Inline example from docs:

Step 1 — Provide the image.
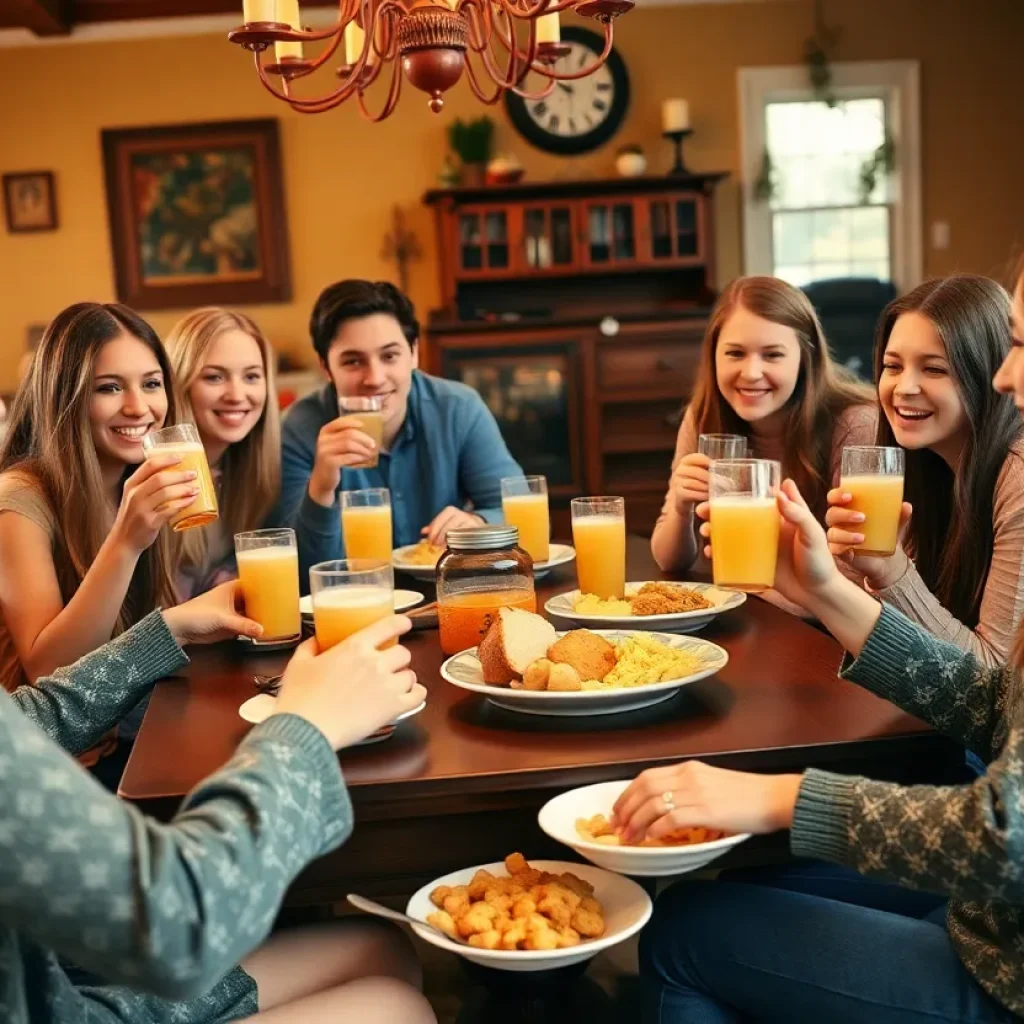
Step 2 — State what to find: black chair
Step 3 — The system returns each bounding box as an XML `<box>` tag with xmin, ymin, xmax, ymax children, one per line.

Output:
<box><xmin>801</xmin><ymin>277</ymin><xmax>897</xmax><ymax>381</ymax></box>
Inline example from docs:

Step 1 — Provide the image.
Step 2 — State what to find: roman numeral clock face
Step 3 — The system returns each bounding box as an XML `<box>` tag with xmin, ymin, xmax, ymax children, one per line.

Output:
<box><xmin>504</xmin><ymin>28</ymin><xmax>630</xmax><ymax>156</ymax></box>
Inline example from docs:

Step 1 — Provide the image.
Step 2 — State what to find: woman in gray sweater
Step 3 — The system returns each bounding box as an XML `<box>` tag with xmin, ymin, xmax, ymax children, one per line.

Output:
<box><xmin>0</xmin><ymin>581</ymin><xmax>434</xmax><ymax>1024</ymax></box>
<box><xmin>618</xmin><ymin>274</ymin><xmax>1024</xmax><ymax>1022</ymax></box>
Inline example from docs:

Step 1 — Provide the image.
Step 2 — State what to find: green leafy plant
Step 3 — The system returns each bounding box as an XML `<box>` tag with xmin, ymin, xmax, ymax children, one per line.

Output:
<box><xmin>447</xmin><ymin>117</ymin><xmax>494</xmax><ymax>165</ymax></box>
<box><xmin>753</xmin><ymin>149</ymin><xmax>779</xmax><ymax>204</ymax></box>
<box><xmin>858</xmin><ymin>135</ymin><xmax>896</xmax><ymax>204</ymax></box>
<box><xmin>804</xmin><ymin>0</ymin><xmax>840</xmax><ymax>107</ymax></box>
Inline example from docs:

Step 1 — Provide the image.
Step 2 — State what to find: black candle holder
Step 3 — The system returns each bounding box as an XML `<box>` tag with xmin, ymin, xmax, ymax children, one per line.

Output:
<box><xmin>663</xmin><ymin>128</ymin><xmax>693</xmax><ymax>177</ymax></box>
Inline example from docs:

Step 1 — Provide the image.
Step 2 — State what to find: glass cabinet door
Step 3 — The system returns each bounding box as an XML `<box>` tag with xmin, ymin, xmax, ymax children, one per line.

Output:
<box><xmin>585</xmin><ymin>202</ymin><xmax>636</xmax><ymax>265</ymax></box>
<box><xmin>458</xmin><ymin>209</ymin><xmax>510</xmax><ymax>273</ymax></box>
<box><xmin>647</xmin><ymin>195</ymin><xmax>701</xmax><ymax>262</ymax></box>
<box><xmin>522</xmin><ymin>205</ymin><xmax>574</xmax><ymax>271</ymax></box>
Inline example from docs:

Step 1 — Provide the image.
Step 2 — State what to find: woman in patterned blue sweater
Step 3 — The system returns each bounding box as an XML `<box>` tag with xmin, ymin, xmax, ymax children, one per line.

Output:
<box><xmin>0</xmin><ymin>580</ymin><xmax>435</xmax><ymax>1024</ymax></box>
<box><xmin>619</xmin><ymin>272</ymin><xmax>1024</xmax><ymax>1022</ymax></box>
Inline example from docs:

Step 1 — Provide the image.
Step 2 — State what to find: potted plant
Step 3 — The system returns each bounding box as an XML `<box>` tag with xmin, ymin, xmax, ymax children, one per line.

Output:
<box><xmin>448</xmin><ymin>116</ymin><xmax>494</xmax><ymax>187</ymax></box>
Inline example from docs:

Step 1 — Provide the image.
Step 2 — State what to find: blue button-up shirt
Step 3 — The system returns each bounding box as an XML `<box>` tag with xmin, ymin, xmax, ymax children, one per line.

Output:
<box><xmin>278</xmin><ymin>371</ymin><xmax>523</xmax><ymax>583</ymax></box>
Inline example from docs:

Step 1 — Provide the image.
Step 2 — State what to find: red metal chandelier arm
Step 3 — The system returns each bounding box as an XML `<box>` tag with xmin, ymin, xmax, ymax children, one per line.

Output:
<box><xmin>462</xmin><ymin>48</ymin><xmax>509</xmax><ymax>104</ymax></box>
<box><xmin>356</xmin><ymin>50</ymin><xmax>404</xmax><ymax>120</ymax></box>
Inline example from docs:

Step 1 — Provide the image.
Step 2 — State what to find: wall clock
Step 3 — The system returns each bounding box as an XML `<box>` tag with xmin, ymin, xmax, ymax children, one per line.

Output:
<box><xmin>504</xmin><ymin>27</ymin><xmax>630</xmax><ymax>156</ymax></box>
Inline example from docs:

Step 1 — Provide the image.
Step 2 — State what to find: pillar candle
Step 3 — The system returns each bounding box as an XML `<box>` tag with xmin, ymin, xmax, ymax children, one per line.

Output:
<box><xmin>661</xmin><ymin>98</ymin><xmax>690</xmax><ymax>133</ymax></box>
<box><xmin>344</xmin><ymin>20</ymin><xmax>366</xmax><ymax>65</ymax></box>
<box><xmin>242</xmin><ymin>0</ymin><xmax>275</xmax><ymax>23</ymax></box>
<box><xmin>536</xmin><ymin>12</ymin><xmax>560</xmax><ymax>44</ymax></box>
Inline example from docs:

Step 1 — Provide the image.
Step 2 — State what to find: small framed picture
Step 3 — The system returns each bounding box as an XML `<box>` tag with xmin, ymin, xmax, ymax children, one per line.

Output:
<box><xmin>3</xmin><ymin>172</ymin><xmax>58</xmax><ymax>233</ymax></box>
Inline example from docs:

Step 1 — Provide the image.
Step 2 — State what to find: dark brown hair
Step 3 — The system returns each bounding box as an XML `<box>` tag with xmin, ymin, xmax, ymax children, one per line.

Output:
<box><xmin>309</xmin><ymin>279</ymin><xmax>419</xmax><ymax>363</ymax></box>
<box><xmin>687</xmin><ymin>275</ymin><xmax>872</xmax><ymax>521</ymax></box>
<box><xmin>874</xmin><ymin>275</ymin><xmax>1020</xmax><ymax>627</ymax></box>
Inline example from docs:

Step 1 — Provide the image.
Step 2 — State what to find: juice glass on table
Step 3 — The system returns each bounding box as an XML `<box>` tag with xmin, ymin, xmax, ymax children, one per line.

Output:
<box><xmin>698</xmin><ymin>434</ymin><xmax>747</xmax><ymax>460</ymax></box>
<box><xmin>709</xmin><ymin>459</ymin><xmax>781</xmax><ymax>592</ymax></box>
<box><xmin>234</xmin><ymin>528</ymin><xmax>301</xmax><ymax>644</ymax></box>
<box><xmin>341</xmin><ymin>488</ymin><xmax>393</xmax><ymax>565</ymax></box>
<box><xmin>839</xmin><ymin>446</ymin><xmax>905</xmax><ymax>556</ymax></box>
<box><xmin>140</xmin><ymin>423</ymin><xmax>218</xmax><ymax>531</ymax></box>
<box><xmin>310</xmin><ymin>560</ymin><xmax>396</xmax><ymax>650</ymax></box>
<box><xmin>500</xmin><ymin>475</ymin><xmax>550</xmax><ymax>564</ymax></box>
<box><xmin>337</xmin><ymin>395</ymin><xmax>384</xmax><ymax>469</ymax></box>
<box><xmin>571</xmin><ymin>496</ymin><xmax>626</xmax><ymax>600</ymax></box>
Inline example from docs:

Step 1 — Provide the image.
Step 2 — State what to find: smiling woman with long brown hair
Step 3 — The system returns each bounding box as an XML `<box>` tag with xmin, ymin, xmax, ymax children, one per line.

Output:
<box><xmin>0</xmin><ymin>302</ymin><xmax>196</xmax><ymax>780</ymax></box>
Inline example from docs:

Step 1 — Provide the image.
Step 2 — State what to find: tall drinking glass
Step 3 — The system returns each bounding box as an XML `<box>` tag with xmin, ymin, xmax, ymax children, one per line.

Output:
<box><xmin>337</xmin><ymin>395</ymin><xmax>384</xmax><ymax>469</ymax></box>
<box><xmin>140</xmin><ymin>423</ymin><xmax>218</xmax><ymax>531</ymax></box>
<box><xmin>234</xmin><ymin>528</ymin><xmax>301</xmax><ymax>644</ymax></box>
<box><xmin>341</xmin><ymin>488</ymin><xmax>393</xmax><ymax>565</ymax></box>
<box><xmin>571</xmin><ymin>496</ymin><xmax>626</xmax><ymax>599</ymax></box>
<box><xmin>709</xmin><ymin>459</ymin><xmax>781</xmax><ymax>592</ymax></box>
<box><xmin>698</xmin><ymin>434</ymin><xmax>747</xmax><ymax>460</ymax></box>
<box><xmin>309</xmin><ymin>560</ymin><xmax>395</xmax><ymax>650</ymax></box>
<box><xmin>501</xmin><ymin>475</ymin><xmax>550</xmax><ymax>564</ymax></box>
<box><xmin>840</xmin><ymin>446</ymin><xmax>905</xmax><ymax>556</ymax></box>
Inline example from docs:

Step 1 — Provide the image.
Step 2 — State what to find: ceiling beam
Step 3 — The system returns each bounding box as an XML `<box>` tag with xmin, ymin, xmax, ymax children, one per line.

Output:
<box><xmin>0</xmin><ymin>0</ymin><xmax>71</xmax><ymax>34</ymax></box>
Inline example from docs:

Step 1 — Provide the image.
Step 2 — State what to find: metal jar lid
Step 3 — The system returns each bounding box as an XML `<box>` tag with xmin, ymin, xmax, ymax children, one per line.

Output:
<box><xmin>446</xmin><ymin>525</ymin><xmax>520</xmax><ymax>552</ymax></box>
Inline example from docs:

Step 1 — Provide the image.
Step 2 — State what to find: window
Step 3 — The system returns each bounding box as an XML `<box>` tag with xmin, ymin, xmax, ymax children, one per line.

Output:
<box><xmin>740</xmin><ymin>62</ymin><xmax>922</xmax><ymax>290</ymax></box>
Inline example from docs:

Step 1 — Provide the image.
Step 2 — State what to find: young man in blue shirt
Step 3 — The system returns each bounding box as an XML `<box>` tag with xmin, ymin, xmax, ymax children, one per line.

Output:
<box><xmin>280</xmin><ymin>279</ymin><xmax>523</xmax><ymax>576</ymax></box>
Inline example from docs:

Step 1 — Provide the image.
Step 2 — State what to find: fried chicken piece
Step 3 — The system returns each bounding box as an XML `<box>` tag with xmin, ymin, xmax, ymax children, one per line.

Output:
<box><xmin>536</xmin><ymin>892</ymin><xmax>572</xmax><ymax>928</ymax></box>
<box><xmin>630</xmin><ymin>582</ymin><xmax>712</xmax><ymax>616</ymax></box>
<box><xmin>442</xmin><ymin>889</ymin><xmax>471</xmax><ymax>916</ymax></box>
<box><xmin>427</xmin><ymin>910</ymin><xmax>459</xmax><ymax>940</ymax></box>
<box><xmin>522</xmin><ymin>658</ymin><xmax>551</xmax><ymax>691</ymax></box>
<box><xmin>500</xmin><ymin>920</ymin><xmax>528</xmax><ymax>950</ymax></box>
<box><xmin>557</xmin><ymin>872</ymin><xmax>595</xmax><ymax>898</ymax></box>
<box><xmin>547</xmin><ymin>662</ymin><xmax>583</xmax><ymax>691</ymax></box>
<box><xmin>525</xmin><ymin>914</ymin><xmax>560</xmax><ymax>951</ymax></box>
<box><xmin>547</xmin><ymin>630</ymin><xmax>616</xmax><ymax>682</ymax></box>
<box><xmin>556</xmin><ymin>927</ymin><xmax>581</xmax><ymax>948</ymax></box>
<box><xmin>571</xmin><ymin>906</ymin><xmax>605</xmax><ymax>938</ymax></box>
<box><xmin>457</xmin><ymin>901</ymin><xmax>499</xmax><ymax>937</ymax></box>
<box><xmin>430</xmin><ymin>885</ymin><xmax>453</xmax><ymax>907</ymax></box>
<box><xmin>467</xmin><ymin>869</ymin><xmax>495</xmax><ymax>901</ymax></box>
<box><xmin>505</xmin><ymin>852</ymin><xmax>529</xmax><ymax>876</ymax></box>
<box><xmin>468</xmin><ymin>929</ymin><xmax>502</xmax><ymax>950</ymax></box>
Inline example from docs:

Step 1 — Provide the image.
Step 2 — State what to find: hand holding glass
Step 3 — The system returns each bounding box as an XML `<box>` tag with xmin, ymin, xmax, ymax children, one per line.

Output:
<box><xmin>839</xmin><ymin>446</ymin><xmax>905</xmax><ymax>557</ymax></box>
<box><xmin>337</xmin><ymin>395</ymin><xmax>384</xmax><ymax>469</ymax></box>
<box><xmin>698</xmin><ymin>434</ymin><xmax>747</xmax><ymax>460</ymax></box>
<box><xmin>310</xmin><ymin>560</ymin><xmax>396</xmax><ymax>650</ymax></box>
<box><xmin>140</xmin><ymin>424</ymin><xmax>218</xmax><ymax>531</ymax></box>
<box><xmin>709</xmin><ymin>459</ymin><xmax>781</xmax><ymax>592</ymax></box>
<box><xmin>234</xmin><ymin>529</ymin><xmax>301</xmax><ymax>643</ymax></box>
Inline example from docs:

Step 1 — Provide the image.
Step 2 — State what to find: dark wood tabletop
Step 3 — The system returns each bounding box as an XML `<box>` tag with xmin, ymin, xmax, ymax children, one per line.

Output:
<box><xmin>121</xmin><ymin>537</ymin><xmax>960</xmax><ymax>901</ymax></box>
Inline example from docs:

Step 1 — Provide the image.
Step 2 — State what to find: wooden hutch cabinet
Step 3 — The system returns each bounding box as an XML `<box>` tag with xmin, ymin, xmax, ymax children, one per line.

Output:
<box><xmin>422</xmin><ymin>174</ymin><xmax>726</xmax><ymax>536</ymax></box>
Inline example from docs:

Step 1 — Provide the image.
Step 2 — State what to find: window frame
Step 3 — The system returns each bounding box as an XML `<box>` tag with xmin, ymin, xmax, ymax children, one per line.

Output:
<box><xmin>738</xmin><ymin>60</ymin><xmax>923</xmax><ymax>290</ymax></box>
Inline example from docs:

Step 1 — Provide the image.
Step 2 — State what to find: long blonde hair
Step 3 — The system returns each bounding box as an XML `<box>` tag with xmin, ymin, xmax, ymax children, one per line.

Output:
<box><xmin>687</xmin><ymin>276</ymin><xmax>873</xmax><ymax>521</ymax></box>
<box><xmin>165</xmin><ymin>308</ymin><xmax>281</xmax><ymax>568</ymax></box>
<box><xmin>0</xmin><ymin>302</ymin><xmax>178</xmax><ymax>631</ymax></box>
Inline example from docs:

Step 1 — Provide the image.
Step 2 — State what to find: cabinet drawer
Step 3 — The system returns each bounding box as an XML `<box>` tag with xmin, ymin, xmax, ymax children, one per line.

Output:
<box><xmin>598</xmin><ymin>343</ymin><xmax>699</xmax><ymax>393</ymax></box>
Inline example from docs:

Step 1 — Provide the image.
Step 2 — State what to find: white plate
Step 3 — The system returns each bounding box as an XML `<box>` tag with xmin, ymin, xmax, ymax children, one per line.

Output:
<box><xmin>545</xmin><ymin>582</ymin><xmax>746</xmax><ymax>635</ymax></box>
<box><xmin>239</xmin><ymin>695</ymin><xmax>426</xmax><ymax>746</ymax></box>
<box><xmin>440</xmin><ymin>629</ymin><xmax>728</xmax><ymax>717</ymax></box>
<box><xmin>406</xmin><ymin>859</ymin><xmax>651</xmax><ymax>972</ymax></box>
<box><xmin>391</xmin><ymin>543</ymin><xmax>576</xmax><ymax>581</ymax></box>
<box><xmin>299</xmin><ymin>590</ymin><xmax>424</xmax><ymax>618</ymax></box>
<box><xmin>539</xmin><ymin>781</ymin><xmax>750</xmax><ymax>878</ymax></box>
<box><xmin>236</xmin><ymin>634</ymin><xmax>301</xmax><ymax>652</ymax></box>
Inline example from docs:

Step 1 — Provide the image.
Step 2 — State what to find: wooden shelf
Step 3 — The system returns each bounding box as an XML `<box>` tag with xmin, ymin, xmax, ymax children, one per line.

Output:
<box><xmin>599</xmin><ymin>387</ymin><xmax>690</xmax><ymax>404</ymax></box>
<box><xmin>602</xmin><ymin>435</ymin><xmax>677</xmax><ymax>455</ymax></box>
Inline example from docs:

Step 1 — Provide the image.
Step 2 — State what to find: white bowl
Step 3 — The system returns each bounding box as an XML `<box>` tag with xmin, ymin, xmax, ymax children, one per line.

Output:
<box><xmin>539</xmin><ymin>781</ymin><xmax>750</xmax><ymax>877</ymax></box>
<box><xmin>545</xmin><ymin>582</ymin><xmax>746</xmax><ymax>634</ymax></box>
<box><xmin>406</xmin><ymin>859</ymin><xmax>651</xmax><ymax>972</ymax></box>
<box><xmin>440</xmin><ymin>630</ymin><xmax>728</xmax><ymax>717</ymax></box>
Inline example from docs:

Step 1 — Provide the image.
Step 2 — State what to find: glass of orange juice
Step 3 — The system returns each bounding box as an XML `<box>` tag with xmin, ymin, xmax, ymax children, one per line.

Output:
<box><xmin>341</xmin><ymin>488</ymin><xmax>393</xmax><ymax>565</ymax></box>
<box><xmin>140</xmin><ymin>423</ymin><xmax>219</xmax><ymax>531</ymax></box>
<box><xmin>709</xmin><ymin>459</ymin><xmax>781</xmax><ymax>592</ymax></box>
<box><xmin>571</xmin><ymin>496</ymin><xmax>626</xmax><ymax>600</ymax></box>
<box><xmin>840</xmin><ymin>446</ymin><xmax>905</xmax><ymax>557</ymax></box>
<box><xmin>337</xmin><ymin>395</ymin><xmax>384</xmax><ymax>469</ymax></box>
<box><xmin>309</xmin><ymin>560</ymin><xmax>395</xmax><ymax>650</ymax></box>
<box><xmin>501</xmin><ymin>475</ymin><xmax>550</xmax><ymax>564</ymax></box>
<box><xmin>234</xmin><ymin>528</ymin><xmax>301</xmax><ymax>645</ymax></box>
<box><xmin>698</xmin><ymin>434</ymin><xmax>747</xmax><ymax>460</ymax></box>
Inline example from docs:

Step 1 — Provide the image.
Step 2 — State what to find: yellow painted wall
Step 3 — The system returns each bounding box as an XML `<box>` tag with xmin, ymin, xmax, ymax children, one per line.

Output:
<box><xmin>1</xmin><ymin>0</ymin><xmax>1022</xmax><ymax>391</ymax></box>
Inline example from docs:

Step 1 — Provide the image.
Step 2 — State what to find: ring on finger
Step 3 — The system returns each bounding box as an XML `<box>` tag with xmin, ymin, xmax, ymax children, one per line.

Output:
<box><xmin>661</xmin><ymin>790</ymin><xmax>675</xmax><ymax>813</ymax></box>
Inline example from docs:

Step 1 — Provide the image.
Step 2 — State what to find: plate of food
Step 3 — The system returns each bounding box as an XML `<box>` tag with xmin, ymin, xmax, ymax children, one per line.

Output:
<box><xmin>545</xmin><ymin>581</ymin><xmax>746</xmax><ymax>634</ymax></box>
<box><xmin>439</xmin><ymin>608</ymin><xmax>728</xmax><ymax>716</ymax></box>
<box><xmin>406</xmin><ymin>852</ymin><xmax>651</xmax><ymax>971</ymax></box>
<box><xmin>238</xmin><ymin>695</ymin><xmax>426</xmax><ymax>746</ymax></box>
<box><xmin>539</xmin><ymin>781</ymin><xmax>750</xmax><ymax>877</ymax></box>
<box><xmin>392</xmin><ymin>540</ymin><xmax>576</xmax><ymax>581</ymax></box>
<box><xmin>299</xmin><ymin>590</ymin><xmax>424</xmax><ymax>619</ymax></box>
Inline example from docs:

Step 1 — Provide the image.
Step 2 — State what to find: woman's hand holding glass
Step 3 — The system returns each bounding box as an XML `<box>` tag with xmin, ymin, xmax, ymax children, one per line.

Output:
<box><xmin>163</xmin><ymin>581</ymin><xmax>263</xmax><ymax>645</ymax></box>
<box><xmin>112</xmin><ymin>455</ymin><xmax>201</xmax><ymax>554</ymax></box>
<box><xmin>668</xmin><ymin>453</ymin><xmax>713</xmax><ymax>514</ymax></box>
<box><xmin>825</xmin><ymin>488</ymin><xmax>913</xmax><ymax>588</ymax></box>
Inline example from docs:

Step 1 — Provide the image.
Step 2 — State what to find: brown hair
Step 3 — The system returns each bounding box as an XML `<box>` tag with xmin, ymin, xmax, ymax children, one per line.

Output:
<box><xmin>686</xmin><ymin>276</ymin><xmax>873</xmax><ymax>520</ymax></box>
<box><xmin>165</xmin><ymin>308</ymin><xmax>281</xmax><ymax>572</ymax></box>
<box><xmin>874</xmin><ymin>275</ymin><xmax>1020</xmax><ymax>627</ymax></box>
<box><xmin>0</xmin><ymin>302</ymin><xmax>178</xmax><ymax>632</ymax></box>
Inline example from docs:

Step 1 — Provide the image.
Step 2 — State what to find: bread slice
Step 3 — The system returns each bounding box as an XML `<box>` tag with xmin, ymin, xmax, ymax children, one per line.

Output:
<box><xmin>477</xmin><ymin>607</ymin><xmax>557</xmax><ymax>686</ymax></box>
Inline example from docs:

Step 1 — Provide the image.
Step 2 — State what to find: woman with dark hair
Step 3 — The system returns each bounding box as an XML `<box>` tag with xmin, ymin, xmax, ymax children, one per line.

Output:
<box><xmin>278</xmin><ymin>279</ymin><xmax>522</xmax><ymax>581</ymax></box>
<box><xmin>827</xmin><ymin>275</ymin><xmax>1024</xmax><ymax>665</ymax></box>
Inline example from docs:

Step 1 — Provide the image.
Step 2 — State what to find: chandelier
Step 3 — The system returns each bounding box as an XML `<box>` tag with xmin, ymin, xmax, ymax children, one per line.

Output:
<box><xmin>228</xmin><ymin>0</ymin><xmax>634</xmax><ymax>121</ymax></box>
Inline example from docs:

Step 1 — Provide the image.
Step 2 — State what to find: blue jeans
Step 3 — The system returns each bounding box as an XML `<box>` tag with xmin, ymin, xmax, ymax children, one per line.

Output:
<box><xmin>640</xmin><ymin>863</ymin><xmax>1016</xmax><ymax>1023</ymax></box>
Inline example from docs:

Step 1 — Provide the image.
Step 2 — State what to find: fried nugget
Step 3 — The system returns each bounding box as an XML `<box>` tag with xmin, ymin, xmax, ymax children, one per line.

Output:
<box><xmin>458</xmin><ymin>901</ymin><xmax>499</xmax><ymax>937</ymax></box>
<box><xmin>630</xmin><ymin>582</ymin><xmax>711</xmax><ymax>616</ymax></box>
<box><xmin>500</xmin><ymin>920</ymin><xmax>528</xmax><ymax>950</ymax></box>
<box><xmin>512</xmin><ymin>896</ymin><xmax>537</xmax><ymax>920</ymax></box>
<box><xmin>547</xmin><ymin>662</ymin><xmax>583</xmax><ymax>691</ymax></box>
<box><xmin>571</xmin><ymin>906</ymin><xmax>605</xmax><ymax>938</ymax></box>
<box><xmin>468</xmin><ymin>929</ymin><xmax>502</xmax><ymax>950</ymax></box>
<box><xmin>430</xmin><ymin>885</ymin><xmax>454</xmax><ymax>907</ymax></box>
<box><xmin>505</xmin><ymin>852</ymin><xmax>529</xmax><ymax>876</ymax></box>
<box><xmin>557</xmin><ymin>872</ymin><xmax>595</xmax><ymax>898</ymax></box>
<box><xmin>442</xmin><ymin>889</ymin><xmax>471</xmax><ymax>916</ymax></box>
<box><xmin>547</xmin><ymin>630</ymin><xmax>616</xmax><ymax>682</ymax></box>
<box><xmin>427</xmin><ymin>909</ymin><xmax>459</xmax><ymax>940</ymax></box>
<box><xmin>556</xmin><ymin>927</ymin><xmax>581</xmax><ymax>948</ymax></box>
<box><xmin>467</xmin><ymin>869</ymin><xmax>495</xmax><ymax>901</ymax></box>
<box><xmin>536</xmin><ymin>892</ymin><xmax>572</xmax><ymax>928</ymax></box>
<box><xmin>522</xmin><ymin>658</ymin><xmax>552</xmax><ymax>691</ymax></box>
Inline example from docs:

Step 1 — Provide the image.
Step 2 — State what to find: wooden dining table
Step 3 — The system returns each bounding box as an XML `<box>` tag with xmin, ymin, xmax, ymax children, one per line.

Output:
<box><xmin>120</xmin><ymin>537</ymin><xmax>961</xmax><ymax>904</ymax></box>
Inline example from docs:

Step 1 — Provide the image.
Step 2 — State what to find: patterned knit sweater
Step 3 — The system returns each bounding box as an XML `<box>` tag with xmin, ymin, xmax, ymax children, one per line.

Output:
<box><xmin>0</xmin><ymin>611</ymin><xmax>353</xmax><ymax>1023</ymax></box>
<box><xmin>792</xmin><ymin>604</ymin><xmax>1024</xmax><ymax>1016</ymax></box>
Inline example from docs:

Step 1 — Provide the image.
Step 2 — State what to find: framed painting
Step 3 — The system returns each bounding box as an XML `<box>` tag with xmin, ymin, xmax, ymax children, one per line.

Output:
<box><xmin>3</xmin><ymin>171</ymin><xmax>58</xmax><ymax>233</ymax></box>
<box><xmin>101</xmin><ymin>119</ymin><xmax>291</xmax><ymax>310</ymax></box>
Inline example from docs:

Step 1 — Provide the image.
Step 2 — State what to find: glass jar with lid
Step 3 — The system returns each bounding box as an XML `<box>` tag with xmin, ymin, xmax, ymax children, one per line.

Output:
<box><xmin>436</xmin><ymin>525</ymin><xmax>536</xmax><ymax>656</ymax></box>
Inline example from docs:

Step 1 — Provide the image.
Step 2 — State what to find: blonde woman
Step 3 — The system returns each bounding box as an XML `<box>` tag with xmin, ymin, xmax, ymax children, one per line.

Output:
<box><xmin>0</xmin><ymin>302</ymin><xmax>205</xmax><ymax>783</ymax></box>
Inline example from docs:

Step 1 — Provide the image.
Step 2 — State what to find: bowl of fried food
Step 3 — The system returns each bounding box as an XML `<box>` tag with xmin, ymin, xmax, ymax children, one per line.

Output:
<box><xmin>440</xmin><ymin>608</ymin><xmax>728</xmax><ymax>716</ymax></box>
<box><xmin>539</xmin><ymin>781</ymin><xmax>750</xmax><ymax>877</ymax></box>
<box><xmin>545</xmin><ymin>581</ymin><xmax>746</xmax><ymax>634</ymax></box>
<box><xmin>392</xmin><ymin>540</ymin><xmax>447</xmax><ymax>581</ymax></box>
<box><xmin>407</xmin><ymin>852</ymin><xmax>652</xmax><ymax>971</ymax></box>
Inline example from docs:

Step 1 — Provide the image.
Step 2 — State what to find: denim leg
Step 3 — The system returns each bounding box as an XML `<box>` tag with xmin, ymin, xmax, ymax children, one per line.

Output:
<box><xmin>639</xmin><ymin>881</ymin><xmax>1014</xmax><ymax>1024</ymax></box>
